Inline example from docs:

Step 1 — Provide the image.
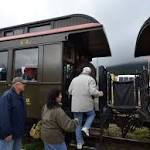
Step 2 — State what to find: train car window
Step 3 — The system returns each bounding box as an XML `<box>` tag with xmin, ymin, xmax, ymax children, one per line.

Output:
<box><xmin>0</xmin><ymin>51</ymin><xmax>8</xmax><ymax>81</ymax></box>
<box><xmin>63</xmin><ymin>63</ymin><xmax>74</xmax><ymax>88</ymax></box>
<box><xmin>14</xmin><ymin>29</ymin><xmax>23</xmax><ymax>35</ymax></box>
<box><xmin>14</xmin><ymin>48</ymin><xmax>38</xmax><ymax>81</ymax></box>
<box><xmin>4</xmin><ymin>31</ymin><xmax>14</xmax><ymax>36</ymax></box>
<box><xmin>64</xmin><ymin>64</ymin><xmax>74</xmax><ymax>80</ymax></box>
<box><xmin>63</xmin><ymin>43</ymin><xmax>75</xmax><ymax>63</ymax></box>
<box><xmin>29</xmin><ymin>24</ymin><xmax>51</xmax><ymax>33</ymax></box>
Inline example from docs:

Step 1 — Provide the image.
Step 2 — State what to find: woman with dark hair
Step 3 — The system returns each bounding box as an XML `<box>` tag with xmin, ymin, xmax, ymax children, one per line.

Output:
<box><xmin>41</xmin><ymin>89</ymin><xmax>78</xmax><ymax>150</ymax></box>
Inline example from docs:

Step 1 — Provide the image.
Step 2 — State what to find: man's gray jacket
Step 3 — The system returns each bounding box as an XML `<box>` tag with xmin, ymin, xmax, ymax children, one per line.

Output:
<box><xmin>68</xmin><ymin>74</ymin><xmax>102</xmax><ymax>112</ymax></box>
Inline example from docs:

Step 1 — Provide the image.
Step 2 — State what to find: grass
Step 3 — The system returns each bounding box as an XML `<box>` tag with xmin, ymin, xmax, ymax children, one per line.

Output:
<box><xmin>104</xmin><ymin>124</ymin><xmax>150</xmax><ymax>141</ymax></box>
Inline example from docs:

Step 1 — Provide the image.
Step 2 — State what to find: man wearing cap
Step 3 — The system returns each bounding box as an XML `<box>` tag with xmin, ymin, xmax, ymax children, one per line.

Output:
<box><xmin>68</xmin><ymin>67</ymin><xmax>103</xmax><ymax>149</ymax></box>
<box><xmin>0</xmin><ymin>77</ymin><xmax>27</xmax><ymax>150</ymax></box>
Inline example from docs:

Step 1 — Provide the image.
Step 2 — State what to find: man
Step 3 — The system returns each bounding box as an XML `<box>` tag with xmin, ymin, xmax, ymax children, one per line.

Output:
<box><xmin>0</xmin><ymin>77</ymin><xmax>27</xmax><ymax>150</ymax></box>
<box><xmin>76</xmin><ymin>56</ymin><xmax>97</xmax><ymax>81</ymax></box>
<box><xmin>68</xmin><ymin>67</ymin><xmax>103</xmax><ymax>149</ymax></box>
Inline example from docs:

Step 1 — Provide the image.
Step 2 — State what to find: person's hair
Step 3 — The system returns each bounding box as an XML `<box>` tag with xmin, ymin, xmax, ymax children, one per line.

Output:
<box><xmin>82</xmin><ymin>67</ymin><xmax>91</xmax><ymax>75</ymax></box>
<box><xmin>46</xmin><ymin>89</ymin><xmax>61</xmax><ymax>109</ymax></box>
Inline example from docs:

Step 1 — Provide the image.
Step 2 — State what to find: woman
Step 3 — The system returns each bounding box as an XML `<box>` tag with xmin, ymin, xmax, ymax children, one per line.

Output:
<box><xmin>41</xmin><ymin>89</ymin><xmax>78</xmax><ymax>150</ymax></box>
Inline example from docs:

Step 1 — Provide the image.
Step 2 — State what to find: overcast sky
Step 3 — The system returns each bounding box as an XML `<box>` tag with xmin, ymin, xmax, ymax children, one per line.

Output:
<box><xmin>0</xmin><ymin>0</ymin><xmax>150</xmax><ymax>67</ymax></box>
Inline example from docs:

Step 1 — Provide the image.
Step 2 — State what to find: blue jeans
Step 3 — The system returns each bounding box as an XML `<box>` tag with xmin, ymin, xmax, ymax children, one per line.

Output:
<box><xmin>44</xmin><ymin>143</ymin><xmax>67</xmax><ymax>150</ymax></box>
<box><xmin>0</xmin><ymin>138</ymin><xmax>22</xmax><ymax>150</ymax></box>
<box><xmin>73</xmin><ymin>110</ymin><xmax>96</xmax><ymax>144</ymax></box>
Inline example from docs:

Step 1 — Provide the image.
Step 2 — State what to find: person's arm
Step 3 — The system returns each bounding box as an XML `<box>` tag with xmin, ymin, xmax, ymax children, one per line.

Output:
<box><xmin>89</xmin><ymin>78</ymin><xmax>103</xmax><ymax>98</ymax></box>
<box><xmin>68</xmin><ymin>80</ymin><xmax>73</xmax><ymax>95</ymax></box>
<box><xmin>0</xmin><ymin>93</ymin><xmax>13</xmax><ymax>140</ymax></box>
<box><xmin>55</xmin><ymin>108</ymin><xmax>78</xmax><ymax>132</ymax></box>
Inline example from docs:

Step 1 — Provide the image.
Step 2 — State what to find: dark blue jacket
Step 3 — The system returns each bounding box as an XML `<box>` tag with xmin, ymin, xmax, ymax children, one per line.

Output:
<box><xmin>0</xmin><ymin>88</ymin><xmax>26</xmax><ymax>139</ymax></box>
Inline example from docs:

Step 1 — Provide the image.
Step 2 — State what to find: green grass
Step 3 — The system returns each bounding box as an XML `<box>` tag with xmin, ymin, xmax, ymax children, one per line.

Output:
<box><xmin>128</xmin><ymin>128</ymin><xmax>150</xmax><ymax>141</ymax></box>
<box><xmin>104</xmin><ymin>124</ymin><xmax>150</xmax><ymax>141</ymax></box>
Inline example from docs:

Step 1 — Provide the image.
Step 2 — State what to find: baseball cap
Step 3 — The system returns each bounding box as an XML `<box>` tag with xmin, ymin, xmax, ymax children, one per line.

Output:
<box><xmin>12</xmin><ymin>77</ymin><xmax>27</xmax><ymax>85</ymax></box>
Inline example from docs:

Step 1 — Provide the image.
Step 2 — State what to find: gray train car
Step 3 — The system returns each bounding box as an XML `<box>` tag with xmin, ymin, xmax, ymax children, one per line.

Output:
<box><xmin>107</xmin><ymin>61</ymin><xmax>148</xmax><ymax>75</ymax></box>
<box><xmin>0</xmin><ymin>14</ymin><xmax>111</xmax><ymax>120</ymax></box>
<box><xmin>135</xmin><ymin>17</ymin><xmax>150</xmax><ymax>123</ymax></box>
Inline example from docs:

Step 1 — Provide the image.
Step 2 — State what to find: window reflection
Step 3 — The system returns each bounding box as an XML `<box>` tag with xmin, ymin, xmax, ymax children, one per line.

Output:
<box><xmin>14</xmin><ymin>48</ymin><xmax>38</xmax><ymax>81</ymax></box>
<box><xmin>0</xmin><ymin>52</ymin><xmax>8</xmax><ymax>81</ymax></box>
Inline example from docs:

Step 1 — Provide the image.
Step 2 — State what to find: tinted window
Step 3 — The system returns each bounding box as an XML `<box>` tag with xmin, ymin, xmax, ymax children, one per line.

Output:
<box><xmin>0</xmin><ymin>51</ymin><xmax>8</xmax><ymax>81</ymax></box>
<box><xmin>119</xmin><ymin>77</ymin><xmax>123</xmax><ymax>82</ymax></box>
<box><xmin>29</xmin><ymin>24</ymin><xmax>51</xmax><ymax>33</ymax></box>
<box><xmin>129</xmin><ymin>77</ymin><xmax>134</xmax><ymax>81</ymax></box>
<box><xmin>4</xmin><ymin>31</ymin><xmax>14</xmax><ymax>36</ymax></box>
<box><xmin>14</xmin><ymin>48</ymin><xmax>38</xmax><ymax>81</ymax></box>
<box><xmin>14</xmin><ymin>29</ymin><xmax>23</xmax><ymax>35</ymax></box>
<box><xmin>124</xmin><ymin>77</ymin><xmax>129</xmax><ymax>82</ymax></box>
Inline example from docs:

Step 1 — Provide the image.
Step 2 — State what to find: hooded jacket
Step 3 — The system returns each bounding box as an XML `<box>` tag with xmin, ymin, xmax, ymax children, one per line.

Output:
<box><xmin>41</xmin><ymin>105</ymin><xmax>77</xmax><ymax>144</ymax></box>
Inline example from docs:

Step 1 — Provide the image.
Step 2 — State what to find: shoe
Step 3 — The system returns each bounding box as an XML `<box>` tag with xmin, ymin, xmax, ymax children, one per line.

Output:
<box><xmin>77</xmin><ymin>143</ymin><xmax>83</xmax><ymax>149</ymax></box>
<box><xmin>81</xmin><ymin>127</ymin><xmax>89</xmax><ymax>136</ymax></box>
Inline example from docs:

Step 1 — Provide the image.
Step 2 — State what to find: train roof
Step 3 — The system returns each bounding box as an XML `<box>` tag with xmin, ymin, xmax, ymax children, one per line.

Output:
<box><xmin>135</xmin><ymin>17</ymin><xmax>150</xmax><ymax>57</ymax></box>
<box><xmin>0</xmin><ymin>23</ymin><xmax>101</xmax><ymax>41</ymax></box>
<box><xmin>0</xmin><ymin>14</ymin><xmax>111</xmax><ymax>57</ymax></box>
<box><xmin>0</xmin><ymin>14</ymin><xmax>98</xmax><ymax>31</ymax></box>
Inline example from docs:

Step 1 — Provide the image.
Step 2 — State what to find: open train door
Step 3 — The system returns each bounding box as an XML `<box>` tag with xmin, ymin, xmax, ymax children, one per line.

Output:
<box><xmin>98</xmin><ymin>66</ymin><xmax>112</xmax><ymax>129</ymax></box>
<box><xmin>61</xmin><ymin>15</ymin><xmax>112</xmax><ymax>143</ymax></box>
<box><xmin>62</xmin><ymin>14</ymin><xmax>112</xmax><ymax>111</ymax></box>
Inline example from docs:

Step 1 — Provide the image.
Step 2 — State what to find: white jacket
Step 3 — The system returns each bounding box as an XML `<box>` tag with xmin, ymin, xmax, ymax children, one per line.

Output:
<box><xmin>68</xmin><ymin>74</ymin><xmax>102</xmax><ymax>112</ymax></box>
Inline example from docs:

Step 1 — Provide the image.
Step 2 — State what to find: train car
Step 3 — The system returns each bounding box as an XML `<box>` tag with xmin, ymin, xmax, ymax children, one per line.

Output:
<box><xmin>99</xmin><ymin>18</ymin><xmax>150</xmax><ymax>137</ymax></box>
<box><xmin>134</xmin><ymin>17</ymin><xmax>150</xmax><ymax>125</ymax></box>
<box><xmin>0</xmin><ymin>14</ymin><xmax>111</xmax><ymax>122</ymax></box>
<box><xmin>106</xmin><ymin>61</ymin><xmax>148</xmax><ymax>75</ymax></box>
<box><xmin>98</xmin><ymin>18</ymin><xmax>150</xmax><ymax>136</ymax></box>
<box><xmin>135</xmin><ymin>17</ymin><xmax>150</xmax><ymax>116</ymax></box>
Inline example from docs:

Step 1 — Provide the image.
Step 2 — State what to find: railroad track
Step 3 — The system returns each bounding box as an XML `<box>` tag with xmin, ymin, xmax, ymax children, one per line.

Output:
<box><xmin>69</xmin><ymin>128</ymin><xmax>150</xmax><ymax>150</ymax></box>
<box><xmin>95</xmin><ymin>136</ymin><xmax>150</xmax><ymax>150</ymax></box>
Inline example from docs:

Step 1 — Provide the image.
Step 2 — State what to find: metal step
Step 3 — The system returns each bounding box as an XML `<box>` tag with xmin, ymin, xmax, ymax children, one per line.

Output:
<box><xmin>69</xmin><ymin>143</ymin><xmax>95</xmax><ymax>150</ymax></box>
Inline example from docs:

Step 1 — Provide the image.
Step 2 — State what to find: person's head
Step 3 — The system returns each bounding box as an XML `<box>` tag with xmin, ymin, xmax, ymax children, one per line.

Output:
<box><xmin>82</xmin><ymin>67</ymin><xmax>91</xmax><ymax>75</ymax></box>
<box><xmin>12</xmin><ymin>77</ymin><xmax>26</xmax><ymax>93</ymax></box>
<box><xmin>47</xmin><ymin>89</ymin><xmax>62</xmax><ymax>109</ymax></box>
